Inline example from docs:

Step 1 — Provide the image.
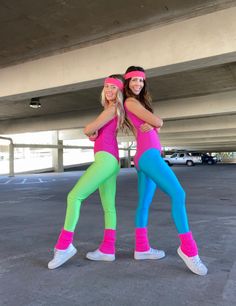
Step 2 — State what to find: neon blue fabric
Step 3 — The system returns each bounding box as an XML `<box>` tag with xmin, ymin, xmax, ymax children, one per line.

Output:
<box><xmin>136</xmin><ymin>148</ymin><xmax>190</xmax><ymax>233</ymax></box>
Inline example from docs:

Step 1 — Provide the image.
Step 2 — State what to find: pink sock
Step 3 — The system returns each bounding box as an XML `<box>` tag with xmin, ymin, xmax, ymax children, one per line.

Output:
<box><xmin>55</xmin><ymin>228</ymin><xmax>74</xmax><ymax>250</ymax></box>
<box><xmin>99</xmin><ymin>229</ymin><xmax>116</xmax><ymax>254</ymax></box>
<box><xmin>179</xmin><ymin>231</ymin><xmax>198</xmax><ymax>257</ymax></box>
<box><xmin>135</xmin><ymin>228</ymin><xmax>150</xmax><ymax>252</ymax></box>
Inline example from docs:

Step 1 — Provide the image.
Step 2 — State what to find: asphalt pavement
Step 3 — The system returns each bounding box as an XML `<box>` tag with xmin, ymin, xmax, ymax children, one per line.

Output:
<box><xmin>0</xmin><ymin>164</ymin><xmax>235</xmax><ymax>306</ymax></box>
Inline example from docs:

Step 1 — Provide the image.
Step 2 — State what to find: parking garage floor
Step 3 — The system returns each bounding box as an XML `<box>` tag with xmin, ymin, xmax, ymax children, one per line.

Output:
<box><xmin>0</xmin><ymin>164</ymin><xmax>236</xmax><ymax>306</ymax></box>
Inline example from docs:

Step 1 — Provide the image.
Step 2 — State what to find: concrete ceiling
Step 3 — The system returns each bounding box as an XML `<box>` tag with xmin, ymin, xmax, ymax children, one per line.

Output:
<box><xmin>0</xmin><ymin>87</ymin><xmax>101</xmax><ymax>121</ymax></box>
<box><xmin>150</xmin><ymin>62</ymin><xmax>236</xmax><ymax>101</ymax></box>
<box><xmin>1</xmin><ymin>0</ymin><xmax>235</xmax><ymax>68</ymax></box>
<box><xmin>1</xmin><ymin>61</ymin><xmax>236</xmax><ymax>121</ymax></box>
<box><xmin>1</xmin><ymin>0</ymin><xmax>236</xmax><ymax>152</ymax></box>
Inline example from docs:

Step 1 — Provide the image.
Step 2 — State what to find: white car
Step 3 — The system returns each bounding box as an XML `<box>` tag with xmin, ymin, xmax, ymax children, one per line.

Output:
<box><xmin>164</xmin><ymin>152</ymin><xmax>202</xmax><ymax>166</ymax></box>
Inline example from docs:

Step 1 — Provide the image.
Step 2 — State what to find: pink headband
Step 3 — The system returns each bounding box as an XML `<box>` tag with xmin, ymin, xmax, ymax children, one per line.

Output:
<box><xmin>124</xmin><ymin>71</ymin><xmax>146</xmax><ymax>80</ymax></box>
<box><xmin>104</xmin><ymin>77</ymin><xmax>124</xmax><ymax>91</ymax></box>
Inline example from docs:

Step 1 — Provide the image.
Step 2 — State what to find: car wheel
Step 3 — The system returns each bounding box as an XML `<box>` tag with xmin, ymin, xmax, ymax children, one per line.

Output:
<box><xmin>207</xmin><ymin>160</ymin><xmax>213</xmax><ymax>165</ymax></box>
<box><xmin>186</xmin><ymin>160</ymin><xmax>194</xmax><ymax>166</ymax></box>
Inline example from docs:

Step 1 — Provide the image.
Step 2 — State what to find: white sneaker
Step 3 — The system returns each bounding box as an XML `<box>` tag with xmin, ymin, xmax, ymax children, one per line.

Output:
<box><xmin>177</xmin><ymin>247</ymin><xmax>208</xmax><ymax>276</ymax></box>
<box><xmin>48</xmin><ymin>244</ymin><xmax>77</xmax><ymax>269</ymax></box>
<box><xmin>134</xmin><ymin>248</ymin><xmax>165</xmax><ymax>260</ymax></box>
<box><xmin>86</xmin><ymin>249</ymin><xmax>115</xmax><ymax>261</ymax></box>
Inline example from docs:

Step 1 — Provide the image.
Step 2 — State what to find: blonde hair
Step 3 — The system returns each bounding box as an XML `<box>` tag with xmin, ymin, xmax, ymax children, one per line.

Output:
<box><xmin>101</xmin><ymin>75</ymin><xmax>125</xmax><ymax>130</ymax></box>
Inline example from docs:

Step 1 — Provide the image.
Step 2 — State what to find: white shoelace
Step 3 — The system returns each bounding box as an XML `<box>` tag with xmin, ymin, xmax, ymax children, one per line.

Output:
<box><xmin>191</xmin><ymin>256</ymin><xmax>204</xmax><ymax>267</ymax></box>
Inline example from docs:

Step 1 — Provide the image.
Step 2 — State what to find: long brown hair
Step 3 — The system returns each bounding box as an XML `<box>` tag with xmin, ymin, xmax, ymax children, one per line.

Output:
<box><xmin>124</xmin><ymin>66</ymin><xmax>153</xmax><ymax>113</ymax></box>
<box><xmin>124</xmin><ymin>66</ymin><xmax>153</xmax><ymax>132</ymax></box>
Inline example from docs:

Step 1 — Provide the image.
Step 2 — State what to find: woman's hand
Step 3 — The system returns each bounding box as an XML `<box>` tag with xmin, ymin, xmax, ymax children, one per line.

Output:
<box><xmin>140</xmin><ymin>123</ymin><xmax>154</xmax><ymax>133</ymax></box>
<box><xmin>88</xmin><ymin>131</ymin><xmax>98</xmax><ymax>141</ymax></box>
<box><xmin>83</xmin><ymin>105</ymin><xmax>116</xmax><ymax>136</ymax></box>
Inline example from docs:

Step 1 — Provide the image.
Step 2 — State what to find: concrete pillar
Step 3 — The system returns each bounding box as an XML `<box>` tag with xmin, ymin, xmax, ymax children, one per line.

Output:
<box><xmin>9</xmin><ymin>142</ymin><xmax>14</xmax><ymax>177</ymax></box>
<box><xmin>52</xmin><ymin>131</ymin><xmax>64</xmax><ymax>172</ymax></box>
<box><xmin>0</xmin><ymin>136</ymin><xmax>14</xmax><ymax>177</ymax></box>
<box><xmin>122</xmin><ymin>142</ymin><xmax>132</xmax><ymax>168</ymax></box>
<box><xmin>162</xmin><ymin>147</ymin><xmax>166</xmax><ymax>157</ymax></box>
<box><xmin>232</xmin><ymin>152</ymin><xmax>236</xmax><ymax>163</ymax></box>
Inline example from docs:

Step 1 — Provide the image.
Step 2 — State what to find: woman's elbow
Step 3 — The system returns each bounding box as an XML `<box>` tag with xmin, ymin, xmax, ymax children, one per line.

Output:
<box><xmin>83</xmin><ymin>126</ymin><xmax>90</xmax><ymax>136</ymax></box>
<box><xmin>155</xmin><ymin>117</ymin><xmax>163</xmax><ymax>128</ymax></box>
<box><xmin>159</xmin><ymin>118</ymin><xmax>163</xmax><ymax>127</ymax></box>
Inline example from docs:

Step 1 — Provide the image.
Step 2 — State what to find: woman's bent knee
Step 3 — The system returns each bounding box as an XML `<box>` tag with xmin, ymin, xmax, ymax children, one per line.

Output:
<box><xmin>179</xmin><ymin>187</ymin><xmax>186</xmax><ymax>201</ymax></box>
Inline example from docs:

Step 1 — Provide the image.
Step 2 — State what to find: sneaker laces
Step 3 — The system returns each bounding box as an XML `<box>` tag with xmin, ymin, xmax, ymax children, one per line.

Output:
<box><xmin>53</xmin><ymin>248</ymin><xmax>67</xmax><ymax>258</ymax></box>
<box><xmin>149</xmin><ymin>248</ymin><xmax>156</xmax><ymax>254</ymax></box>
<box><xmin>150</xmin><ymin>248</ymin><xmax>161</xmax><ymax>254</ymax></box>
<box><xmin>190</xmin><ymin>255</ymin><xmax>204</xmax><ymax>267</ymax></box>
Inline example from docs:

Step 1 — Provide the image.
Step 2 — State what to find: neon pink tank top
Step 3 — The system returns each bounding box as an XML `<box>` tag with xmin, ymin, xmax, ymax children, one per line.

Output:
<box><xmin>124</xmin><ymin>102</ymin><xmax>161</xmax><ymax>167</ymax></box>
<box><xmin>94</xmin><ymin>116</ymin><xmax>119</xmax><ymax>161</ymax></box>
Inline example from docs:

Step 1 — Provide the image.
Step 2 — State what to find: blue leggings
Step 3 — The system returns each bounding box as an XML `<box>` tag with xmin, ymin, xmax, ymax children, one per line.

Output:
<box><xmin>136</xmin><ymin>148</ymin><xmax>189</xmax><ymax>234</ymax></box>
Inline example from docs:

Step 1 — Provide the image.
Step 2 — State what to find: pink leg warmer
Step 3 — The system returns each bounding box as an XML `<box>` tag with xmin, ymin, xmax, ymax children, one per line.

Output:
<box><xmin>179</xmin><ymin>231</ymin><xmax>198</xmax><ymax>257</ymax></box>
<box><xmin>135</xmin><ymin>227</ymin><xmax>150</xmax><ymax>252</ymax></box>
<box><xmin>55</xmin><ymin>228</ymin><xmax>74</xmax><ymax>250</ymax></box>
<box><xmin>99</xmin><ymin>229</ymin><xmax>116</xmax><ymax>254</ymax></box>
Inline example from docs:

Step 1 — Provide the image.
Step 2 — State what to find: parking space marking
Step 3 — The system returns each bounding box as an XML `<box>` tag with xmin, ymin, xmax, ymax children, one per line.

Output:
<box><xmin>0</xmin><ymin>178</ymin><xmax>69</xmax><ymax>185</ymax></box>
<box><xmin>0</xmin><ymin>179</ymin><xmax>14</xmax><ymax>185</ymax></box>
<box><xmin>15</xmin><ymin>179</ymin><xmax>27</xmax><ymax>184</ymax></box>
<box><xmin>0</xmin><ymin>195</ymin><xmax>55</xmax><ymax>205</ymax></box>
<box><xmin>0</xmin><ymin>200</ymin><xmax>21</xmax><ymax>205</ymax></box>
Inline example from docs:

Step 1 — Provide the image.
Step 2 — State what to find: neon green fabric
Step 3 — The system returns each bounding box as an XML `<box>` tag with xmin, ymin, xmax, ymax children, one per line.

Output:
<box><xmin>64</xmin><ymin>151</ymin><xmax>120</xmax><ymax>232</ymax></box>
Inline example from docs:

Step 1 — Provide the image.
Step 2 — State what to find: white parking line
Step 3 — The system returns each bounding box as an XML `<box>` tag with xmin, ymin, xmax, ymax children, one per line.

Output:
<box><xmin>0</xmin><ymin>178</ymin><xmax>69</xmax><ymax>185</ymax></box>
<box><xmin>0</xmin><ymin>179</ymin><xmax>14</xmax><ymax>185</ymax></box>
<box><xmin>15</xmin><ymin>179</ymin><xmax>27</xmax><ymax>184</ymax></box>
<box><xmin>0</xmin><ymin>200</ymin><xmax>21</xmax><ymax>204</ymax></box>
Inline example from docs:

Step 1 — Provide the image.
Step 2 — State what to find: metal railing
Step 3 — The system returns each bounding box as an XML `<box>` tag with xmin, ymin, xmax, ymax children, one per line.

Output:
<box><xmin>0</xmin><ymin>139</ymin><xmax>136</xmax><ymax>177</ymax></box>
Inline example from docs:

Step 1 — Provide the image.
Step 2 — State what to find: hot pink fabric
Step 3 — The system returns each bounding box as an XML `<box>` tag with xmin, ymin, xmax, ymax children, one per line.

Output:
<box><xmin>55</xmin><ymin>228</ymin><xmax>74</xmax><ymax>250</ymax></box>
<box><xmin>104</xmin><ymin>77</ymin><xmax>124</xmax><ymax>91</ymax></box>
<box><xmin>94</xmin><ymin>116</ymin><xmax>119</xmax><ymax>161</ymax></box>
<box><xmin>179</xmin><ymin>231</ymin><xmax>198</xmax><ymax>257</ymax></box>
<box><xmin>124</xmin><ymin>71</ymin><xmax>146</xmax><ymax>80</ymax></box>
<box><xmin>135</xmin><ymin>227</ymin><xmax>150</xmax><ymax>252</ymax></box>
<box><xmin>99</xmin><ymin>229</ymin><xmax>116</xmax><ymax>254</ymax></box>
<box><xmin>124</xmin><ymin>103</ymin><xmax>161</xmax><ymax>169</ymax></box>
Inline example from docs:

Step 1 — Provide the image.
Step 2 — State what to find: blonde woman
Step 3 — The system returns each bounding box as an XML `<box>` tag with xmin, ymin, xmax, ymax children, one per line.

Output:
<box><xmin>48</xmin><ymin>75</ymin><xmax>124</xmax><ymax>269</ymax></box>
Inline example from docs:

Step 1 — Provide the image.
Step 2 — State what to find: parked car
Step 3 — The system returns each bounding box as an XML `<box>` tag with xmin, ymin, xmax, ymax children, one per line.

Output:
<box><xmin>202</xmin><ymin>154</ymin><xmax>217</xmax><ymax>165</ymax></box>
<box><xmin>164</xmin><ymin>152</ymin><xmax>202</xmax><ymax>166</ymax></box>
<box><xmin>191</xmin><ymin>152</ymin><xmax>217</xmax><ymax>165</ymax></box>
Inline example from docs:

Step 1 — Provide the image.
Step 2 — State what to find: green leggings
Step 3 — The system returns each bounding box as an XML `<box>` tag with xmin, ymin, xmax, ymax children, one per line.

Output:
<box><xmin>64</xmin><ymin>151</ymin><xmax>120</xmax><ymax>232</ymax></box>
